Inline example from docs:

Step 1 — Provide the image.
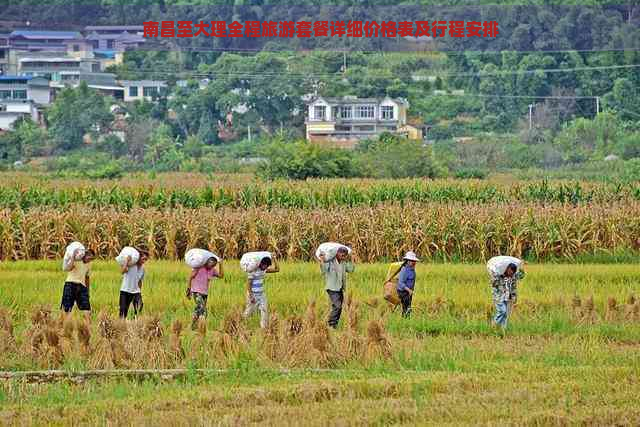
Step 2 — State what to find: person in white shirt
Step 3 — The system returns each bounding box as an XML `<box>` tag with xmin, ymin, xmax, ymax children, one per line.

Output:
<box><xmin>119</xmin><ymin>251</ymin><xmax>148</xmax><ymax>319</ymax></box>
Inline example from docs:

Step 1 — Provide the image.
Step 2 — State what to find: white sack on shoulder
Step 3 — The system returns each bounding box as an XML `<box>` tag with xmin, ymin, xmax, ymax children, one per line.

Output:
<box><xmin>487</xmin><ymin>256</ymin><xmax>523</xmax><ymax>277</ymax></box>
<box><xmin>62</xmin><ymin>241</ymin><xmax>85</xmax><ymax>271</ymax></box>
<box><xmin>315</xmin><ymin>242</ymin><xmax>352</xmax><ymax>262</ymax></box>
<box><xmin>116</xmin><ymin>247</ymin><xmax>140</xmax><ymax>267</ymax></box>
<box><xmin>185</xmin><ymin>248</ymin><xmax>220</xmax><ymax>269</ymax></box>
<box><xmin>240</xmin><ymin>251</ymin><xmax>272</xmax><ymax>273</ymax></box>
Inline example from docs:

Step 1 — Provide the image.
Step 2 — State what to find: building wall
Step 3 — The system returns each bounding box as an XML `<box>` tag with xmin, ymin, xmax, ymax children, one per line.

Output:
<box><xmin>28</xmin><ymin>85</ymin><xmax>51</xmax><ymax>105</ymax></box>
<box><xmin>122</xmin><ymin>83</ymin><xmax>166</xmax><ymax>102</ymax></box>
<box><xmin>0</xmin><ymin>113</ymin><xmax>22</xmax><ymax>130</ymax></box>
<box><xmin>0</xmin><ymin>103</ymin><xmax>38</xmax><ymax>130</ymax></box>
<box><xmin>307</xmin><ymin>99</ymin><xmax>332</xmax><ymax>121</ymax></box>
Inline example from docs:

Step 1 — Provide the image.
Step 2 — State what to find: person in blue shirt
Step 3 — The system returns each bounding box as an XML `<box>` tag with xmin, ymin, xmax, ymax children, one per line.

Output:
<box><xmin>396</xmin><ymin>251</ymin><xmax>420</xmax><ymax>318</ymax></box>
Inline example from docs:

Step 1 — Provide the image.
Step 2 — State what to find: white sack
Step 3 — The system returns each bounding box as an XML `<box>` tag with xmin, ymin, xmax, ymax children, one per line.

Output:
<box><xmin>185</xmin><ymin>248</ymin><xmax>220</xmax><ymax>269</ymax></box>
<box><xmin>315</xmin><ymin>242</ymin><xmax>352</xmax><ymax>262</ymax></box>
<box><xmin>62</xmin><ymin>241</ymin><xmax>85</xmax><ymax>271</ymax></box>
<box><xmin>240</xmin><ymin>251</ymin><xmax>272</xmax><ymax>273</ymax></box>
<box><xmin>487</xmin><ymin>256</ymin><xmax>523</xmax><ymax>277</ymax></box>
<box><xmin>116</xmin><ymin>247</ymin><xmax>140</xmax><ymax>267</ymax></box>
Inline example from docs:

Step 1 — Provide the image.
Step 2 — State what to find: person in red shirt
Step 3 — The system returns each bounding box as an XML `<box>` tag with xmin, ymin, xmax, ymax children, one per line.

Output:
<box><xmin>187</xmin><ymin>257</ymin><xmax>224</xmax><ymax>330</ymax></box>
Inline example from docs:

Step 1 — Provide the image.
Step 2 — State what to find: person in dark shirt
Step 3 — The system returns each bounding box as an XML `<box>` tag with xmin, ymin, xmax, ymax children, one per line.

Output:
<box><xmin>396</xmin><ymin>251</ymin><xmax>420</xmax><ymax>318</ymax></box>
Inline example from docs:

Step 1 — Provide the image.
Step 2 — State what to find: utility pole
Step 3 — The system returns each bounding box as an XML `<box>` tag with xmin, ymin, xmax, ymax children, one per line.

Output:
<box><xmin>247</xmin><ymin>125</ymin><xmax>251</xmax><ymax>142</ymax></box>
<box><xmin>595</xmin><ymin>97</ymin><xmax>600</xmax><ymax>115</ymax></box>
<box><xmin>342</xmin><ymin>51</ymin><xmax>347</xmax><ymax>74</ymax></box>
<box><xmin>528</xmin><ymin>104</ymin><xmax>533</xmax><ymax>130</ymax></box>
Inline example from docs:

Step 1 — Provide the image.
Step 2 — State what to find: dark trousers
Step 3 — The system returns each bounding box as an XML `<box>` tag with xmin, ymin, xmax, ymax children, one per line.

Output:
<box><xmin>326</xmin><ymin>290</ymin><xmax>344</xmax><ymax>328</ymax></box>
<box><xmin>61</xmin><ymin>282</ymin><xmax>91</xmax><ymax>312</ymax></box>
<box><xmin>397</xmin><ymin>289</ymin><xmax>413</xmax><ymax>317</ymax></box>
<box><xmin>119</xmin><ymin>291</ymin><xmax>143</xmax><ymax>319</ymax></box>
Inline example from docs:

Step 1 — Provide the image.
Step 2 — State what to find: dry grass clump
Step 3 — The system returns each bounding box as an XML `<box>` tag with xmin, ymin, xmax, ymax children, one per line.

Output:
<box><xmin>23</xmin><ymin>306</ymin><xmax>57</xmax><ymax>365</ymax></box>
<box><xmin>365</xmin><ymin>320</ymin><xmax>392</xmax><ymax>361</ymax></box>
<box><xmin>142</xmin><ymin>316</ymin><xmax>170</xmax><ymax>369</ymax></box>
<box><xmin>262</xmin><ymin>312</ymin><xmax>281</xmax><ymax>362</ymax></box>
<box><xmin>0</xmin><ymin>307</ymin><xmax>16</xmax><ymax>354</ymax></box>
<box><xmin>338</xmin><ymin>295</ymin><xmax>364</xmax><ymax>362</ymax></box>
<box><xmin>625</xmin><ymin>294</ymin><xmax>640</xmax><ymax>321</ymax></box>
<box><xmin>76</xmin><ymin>319</ymin><xmax>91</xmax><ymax>355</ymax></box>
<box><xmin>59</xmin><ymin>317</ymin><xmax>76</xmax><ymax>356</ymax></box>
<box><xmin>215</xmin><ymin>308</ymin><xmax>247</xmax><ymax>359</ymax></box>
<box><xmin>89</xmin><ymin>312</ymin><xmax>120</xmax><ymax>369</ymax></box>
<box><xmin>169</xmin><ymin>319</ymin><xmax>185</xmax><ymax>362</ymax></box>
<box><xmin>605</xmin><ymin>297</ymin><xmax>619</xmax><ymax>321</ymax></box>
<box><xmin>577</xmin><ymin>296</ymin><xmax>599</xmax><ymax>324</ymax></box>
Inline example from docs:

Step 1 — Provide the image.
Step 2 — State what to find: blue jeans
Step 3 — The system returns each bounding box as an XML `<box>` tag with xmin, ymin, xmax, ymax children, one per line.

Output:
<box><xmin>494</xmin><ymin>300</ymin><xmax>511</xmax><ymax>328</ymax></box>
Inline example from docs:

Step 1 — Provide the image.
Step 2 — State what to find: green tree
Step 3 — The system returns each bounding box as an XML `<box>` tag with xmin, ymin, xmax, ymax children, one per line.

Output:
<box><xmin>47</xmin><ymin>82</ymin><xmax>113</xmax><ymax>151</ymax></box>
<box><xmin>12</xmin><ymin>117</ymin><xmax>49</xmax><ymax>158</ymax></box>
<box><xmin>603</xmin><ymin>78</ymin><xmax>640</xmax><ymax>121</ymax></box>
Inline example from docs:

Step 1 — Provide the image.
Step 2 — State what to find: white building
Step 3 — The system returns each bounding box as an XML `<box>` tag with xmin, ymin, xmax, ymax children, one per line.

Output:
<box><xmin>305</xmin><ymin>96</ymin><xmax>422</xmax><ymax>147</ymax></box>
<box><xmin>0</xmin><ymin>75</ymin><xmax>51</xmax><ymax>105</ymax></box>
<box><xmin>119</xmin><ymin>80</ymin><xmax>168</xmax><ymax>102</ymax></box>
<box><xmin>0</xmin><ymin>100</ymin><xmax>39</xmax><ymax>131</ymax></box>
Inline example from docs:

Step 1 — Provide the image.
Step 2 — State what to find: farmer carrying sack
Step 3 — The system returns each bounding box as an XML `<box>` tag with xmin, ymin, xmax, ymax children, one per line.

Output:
<box><xmin>383</xmin><ymin>261</ymin><xmax>404</xmax><ymax>306</ymax></box>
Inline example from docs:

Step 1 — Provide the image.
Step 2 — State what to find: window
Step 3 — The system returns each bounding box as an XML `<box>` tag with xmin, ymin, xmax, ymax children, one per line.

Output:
<box><xmin>13</xmin><ymin>90</ymin><xmax>27</xmax><ymax>100</ymax></box>
<box><xmin>381</xmin><ymin>106</ymin><xmax>394</xmax><ymax>120</ymax></box>
<box><xmin>107</xmin><ymin>40</ymin><xmax>115</xmax><ymax>49</ymax></box>
<box><xmin>143</xmin><ymin>86</ymin><xmax>158</xmax><ymax>97</ymax></box>
<box><xmin>356</xmin><ymin>125</ymin><xmax>374</xmax><ymax>131</ymax></box>
<box><xmin>92</xmin><ymin>63</ymin><xmax>101</xmax><ymax>73</ymax></box>
<box><xmin>340</xmin><ymin>106</ymin><xmax>352</xmax><ymax>119</ymax></box>
<box><xmin>355</xmin><ymin>105</ymin><xmax>375</xmax><ymax>119</ymax></box>
<box><xmin>91</xmin><ymin>40</ymin><xmax>99</xmax><ymax>49</ymax></box>
<box><xmin>129</xmin><ymin>86</ymin><xmax>138</xmax><ymax>97</ymax></box>
<box><xmin>0</xmin><ymin>50</ymin><xmax>5</xmax><ymax>59</ymax></box>
<box><xmin>0</xmin><ymin>90</ymin><xmax>11</xmax><ymax>99</ymax></box>
<box><xmin>73</xmin><ymin>44</ymin><xmax>80</xmax><ymax>52</ymax></box>
<box><xmin>313</xmin><ymin>105</ymin><xmax>326</xmax><ymax>121</ymax></box>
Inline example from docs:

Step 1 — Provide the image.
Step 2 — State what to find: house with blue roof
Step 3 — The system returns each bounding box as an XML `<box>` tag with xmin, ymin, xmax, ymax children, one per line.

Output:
<box><xmin>0</xmin><ymin>75</ymin><xmax>50</xmax><ymax>105</ymax></box>
<box><xmin>9</xmin><ymin>30</ymin><xmax>86</xmax><ymax>53</ymax></box>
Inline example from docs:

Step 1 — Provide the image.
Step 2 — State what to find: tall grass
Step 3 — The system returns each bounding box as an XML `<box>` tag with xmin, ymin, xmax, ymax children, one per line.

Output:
<box><xmin>2</xmin><ymin>202</ymin><xmax>640</xmax><ymax>261</ymax></box>
<box><xmin>1</xmin><ymin>178</ymin><xmax>639</xmax><ymax>210</ymax></box>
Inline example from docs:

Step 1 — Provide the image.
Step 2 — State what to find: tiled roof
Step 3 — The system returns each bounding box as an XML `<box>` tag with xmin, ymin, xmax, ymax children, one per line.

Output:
<box><xmin>11</xmin><ymin>30</ymin><xmax>83</xmax><ymax>40</ymax></box>
<box><xmin>0</xmin><ymin>75</ymin><xmax>32</xmax><ymax>81</ymax></box>
<box><xmin>85</xmin><ymin>26</ymin><xmax>144</xmax><ymax>32</ymax></box>
<box><xmin>309</xmin><ymin>96</ymin><xmax>409</xmax><ymax>106</ymax></box>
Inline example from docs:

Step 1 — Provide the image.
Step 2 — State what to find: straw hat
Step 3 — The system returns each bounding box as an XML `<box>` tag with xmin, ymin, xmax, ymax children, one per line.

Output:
<box><xmin>403</xmin><ymin>251</ymin><xmax>420</xmax><ymax>262</ymax></box>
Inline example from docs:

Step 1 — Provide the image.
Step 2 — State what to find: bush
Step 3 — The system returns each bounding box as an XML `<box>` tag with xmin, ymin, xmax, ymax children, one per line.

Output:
<box><xmin>358</xmin><ymin>134</ymin><xmax>446</xmax><ymax>179</ymax></box>
<box><xmin>258</xmin><ymin>140</ymin><xmax>360</xmax><ymax>180</ymax></box>
<box><xmin>454</xmin><ymin>168</ymin><xmax>488</xmax><ymax>179</ymax></box>
<box><xmin>616</xmin><ymin>133</ymin><xmax>640</xmax><ymax>160</ymax></box>
<box><xmin>95</xmin><ymin>134</ymin><xmax>127</xmax><ymax>158</ymax></box>
<box><xmin>44</xmin><ymin>151</ymin><xmax>129</xmax><ymax>179</ymax></box>
<box><xmin>622</xmin><ymin>158</ymin><xmax>640</xmax><ymax>182</ymax></box>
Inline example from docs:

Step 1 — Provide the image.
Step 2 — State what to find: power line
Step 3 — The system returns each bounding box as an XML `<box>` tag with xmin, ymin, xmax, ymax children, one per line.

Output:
<box><xmin>104</xmin><ymin>62</ymin><xmax>640</xmax><ymax>80</ymax></box>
